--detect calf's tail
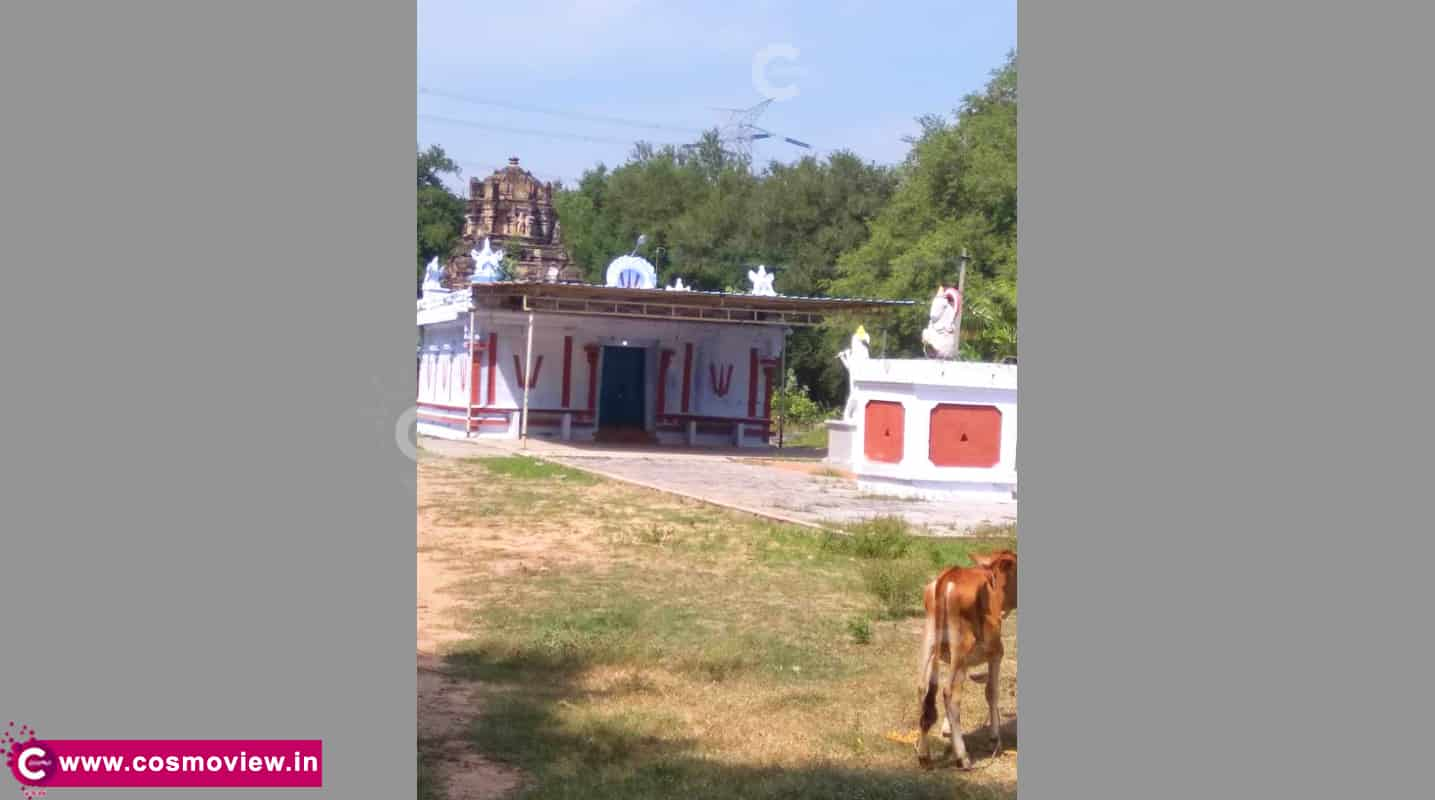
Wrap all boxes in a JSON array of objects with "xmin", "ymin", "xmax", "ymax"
[{"xmin": 918, "ymin": 573, "xmax": 951, "ymax": 733}]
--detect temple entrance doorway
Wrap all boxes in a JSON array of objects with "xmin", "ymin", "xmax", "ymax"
[{"xmin": 596, "ymin": 346, "xmax": 649, "ymax": 443}]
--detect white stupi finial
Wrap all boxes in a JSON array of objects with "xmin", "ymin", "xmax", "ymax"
[
  {"xmin": 666, "ymin": 277, "xmax": 690, "ymax": 292},
  {"xmin": 470, "ymin": 237, "xmax": 506, "ymax": 284},
  {"xmin": 421, "ymin": 255, "xmax": 449, "ymax": 296},
  {"xmin": 605, "ymin": 253, "xmax": 657, "ymax": 289},
  {"xmin": 747, "ymin": 264, "xmax": 776, "ymax": 296}
]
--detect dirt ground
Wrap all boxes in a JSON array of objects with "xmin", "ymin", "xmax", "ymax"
[
  {"xmin": 418, "ymin": 479, "xmax": 524, "ymax": 799},
  {"xmin": 417, "ymin": 444, "xmax": 1016, "ymax": 799},
  {"xmin": 417, "ymin": 450, "xmax": 660, "ymax": 798}
]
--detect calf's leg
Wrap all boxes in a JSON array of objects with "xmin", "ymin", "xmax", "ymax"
[
  {"xmin": 985, "ymin": 653, "xmax": 1004, "ymax": 758},
  {"xmin": 914, "ymin": 611, "xmax": 941, "ymax": 765},
  {"xmin": 943, "ymin": 662, "xmax": 971, "ymax": 769},
  {"xmin": 944, "ymin": 623, "xmax": 975, "ymax": 768}
]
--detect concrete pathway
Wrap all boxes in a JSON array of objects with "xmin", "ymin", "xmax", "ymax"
[{"xmin": 420, "ymin": 436, "xmax": 1016, "ymax": 537}]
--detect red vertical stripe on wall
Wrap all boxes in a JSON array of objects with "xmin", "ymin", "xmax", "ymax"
[
  {"xmin": 681, "ymin": 343, "xmax": 694, "ymax": 413},
  {"xmin": 656, "ymin": 350, "xmax": 674, "ymax": 415},
  {"xmin": 747, "ymin": 348, "xmax": 759, "ymax": 418},
  {"xmin": 585, "ymin": 345, "xmax": 600, "ymax": 411},
  {"xmin": 486, "ymin": 333, "xmax": 498, "ymax": 406},
  {"xmin": 561, "ymin": 336, "xmax": 573, "ymax": 408},
  {"xmin": 761, "ymin": 361, "xmax": 777, "ymax": 422}
]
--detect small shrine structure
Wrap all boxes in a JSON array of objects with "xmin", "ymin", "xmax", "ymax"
[{"xmin": 826, "ymin": 282, "xmax": 1018, "ymax": 502}]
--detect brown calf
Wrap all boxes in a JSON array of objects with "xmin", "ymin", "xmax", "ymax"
[{"xmin": 914, "ymin": 549, "xmax": 1017, "ymax": 769}]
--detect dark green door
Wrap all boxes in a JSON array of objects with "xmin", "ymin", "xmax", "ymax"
[{"xmin": 598, "ymin": 346, "xmax": 646, "ymax": 428}]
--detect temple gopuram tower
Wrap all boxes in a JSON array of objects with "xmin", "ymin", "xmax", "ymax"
[{"xmin": 447, "ymin": 157, "xmax": 579, "ymax": 283}]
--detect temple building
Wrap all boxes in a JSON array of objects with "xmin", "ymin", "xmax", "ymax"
[
  {"xmin": 445, "ymin": 157, "xmax": 580, "ymax": 284},
  {"xmin": 416, "ymin": 245, "xmax": 910, "ymax": 448}
]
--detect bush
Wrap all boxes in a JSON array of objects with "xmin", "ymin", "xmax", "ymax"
[
  {"xmin": 860, "ymin": 558, "xmax": 933, "ymax": 619},
  {"xmin": 846, "ymin": 516, "xmax": 914, "ymax": 559},
  {"xmin": 774, "ymin": 369, "xmax": 830, "ymax": 427}
]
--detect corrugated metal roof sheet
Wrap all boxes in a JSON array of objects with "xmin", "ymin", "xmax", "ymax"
[{"xmin": 470, "ymin": 280, "xmax": 914, "ymax": 312}]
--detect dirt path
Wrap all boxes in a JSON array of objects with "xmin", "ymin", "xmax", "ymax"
[
  {"xmin": 418, "ymin": 461, "xmax": 524, "ymax": 800},
  {"xmin": 419, "ymin": 436, "xmax": 1016, "ymax": 536}
]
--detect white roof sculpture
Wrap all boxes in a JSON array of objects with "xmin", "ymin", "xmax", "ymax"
[
  {"xmin": 920, "ymin": 285, "xmax": 962, "ymax": 359},
  {"xmin": 837, "ymin": 324, "xmax": 872, "ymax": 421},
  {"xmin": 665, "ymin": 277, "xmax": 690, "ymax": 292},
  {"xmin": 421, "ymin": 256, "xmax": 449, "ymax": 297},
  {"xmin": 469, "ymin": 238, "xmax": 506, "ymax": 284},
  {"xmin": 605, "ymin": 254, "xmax": 658, "ymax": 289},
  {"xmin": 747, "ymin": 264, "xmax": 777, "ymax": 296}
]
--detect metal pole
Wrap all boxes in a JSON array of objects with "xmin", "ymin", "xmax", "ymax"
[
  {"xmin": 954, "ymin": 248, "xmax": 970, "ymax": 361},
  {"xmin": 777, "ymin": 331, "xmax": 788, "ymax": 449},
  {"xmin": 466, "ymin": 309, "xmax": 475, "ymax": 437},
  {"xmin": 521, "ymin": 309, "xmax": 535, "ymax": 449}
]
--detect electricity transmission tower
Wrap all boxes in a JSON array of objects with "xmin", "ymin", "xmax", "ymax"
[{"xmin": 688, "ymin": 98, "xmax": 812, "ymax": 160}]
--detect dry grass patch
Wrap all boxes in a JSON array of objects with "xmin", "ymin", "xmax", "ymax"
[{"xmin": 420, "ymin": 448, "xmax": 1017, "ymax": 799}]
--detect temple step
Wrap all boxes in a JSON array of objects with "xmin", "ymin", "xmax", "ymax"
[{"xmin": 592, "ymin": 426, "xmax": 659, "ymax": 446}]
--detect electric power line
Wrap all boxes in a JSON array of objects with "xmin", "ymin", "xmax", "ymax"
[
  {"xmin": 419, "ymin": 113, "xmax": 683, "ymax": 148},
  {"xmin": 419, "ymin": 87, "xmax": 705, "ymax": 135}
]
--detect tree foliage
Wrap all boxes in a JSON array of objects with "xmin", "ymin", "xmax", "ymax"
[
  {"xmin": 417, "ymin": 145, "xmax": 465, "ymax": 286},
  {"xmin": 833, "ymin": 51, "xmax": 1016, "ymax": 362}
]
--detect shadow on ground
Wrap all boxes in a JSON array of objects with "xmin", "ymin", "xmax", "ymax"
[{"xmin": 423, "ymin": 642, "xmax": 1013, "ymax": 800}]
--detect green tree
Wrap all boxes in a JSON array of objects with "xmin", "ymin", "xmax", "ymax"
[
  {"xmin": 832, "ymin": 51, "xmax": 1017, "ymax": 362},
  {"xmin": 417, "ymin": 144, "xmax": 465, "ymax": 286}
]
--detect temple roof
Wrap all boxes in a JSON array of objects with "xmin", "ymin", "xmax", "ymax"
[{"xmin": 461, "ymin": 281, "xmax": 913, "ymax": 327}]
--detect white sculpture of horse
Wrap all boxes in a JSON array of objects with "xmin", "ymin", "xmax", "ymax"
[
  {"xmin": 836, "ymin": 325, "xmax": 872, "ymax": 420},
  {"xmin": 747, "ymin": 264, "xmax": 776, "ymax": 296},
  {"xmin": 470, "ymin": 238, "xmax": 506, "ymax": 284},
  {"xmin": 920, "ymin": 286, "xmax": 962, "ymax": 359}
]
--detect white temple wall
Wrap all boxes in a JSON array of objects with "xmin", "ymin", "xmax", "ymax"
[
  {"xmin": 836, "ymin": 359, "xmax": 1018, "ymax": 502},
  {"xmin": 416, "ymin": 320, "xmax": 472, "ymax": 408},
  {"xmin": 419, "ymin": 309, "xmax": 785, "ymax": 443}
]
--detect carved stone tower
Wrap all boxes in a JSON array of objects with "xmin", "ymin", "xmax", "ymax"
[{"xmin": 447, "ymin": 157, "xmax": 579, "ymax": 283}]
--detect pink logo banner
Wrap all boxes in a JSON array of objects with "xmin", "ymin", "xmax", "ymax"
[{"xmin": 6, "ymin": 738, "xmax": 322, "ymax": 790}]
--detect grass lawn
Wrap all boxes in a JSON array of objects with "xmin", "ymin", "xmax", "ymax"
[{"xmin": 418, "ymin": 450, "xmax": 1017, "ymax": 800}]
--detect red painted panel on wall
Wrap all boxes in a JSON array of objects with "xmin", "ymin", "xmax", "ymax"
[
  {"xmin": 929, "ymin": 404, "xmax": 1002, "ymax": 467},
  {"xmin": 864, "ymin": 400, "xmax": 905, "ymax": 464}
]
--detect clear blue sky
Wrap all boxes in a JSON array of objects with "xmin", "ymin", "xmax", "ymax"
[{"xmin": 418, "ymin": 0, "xmax": 1015, "ymax": 192}]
